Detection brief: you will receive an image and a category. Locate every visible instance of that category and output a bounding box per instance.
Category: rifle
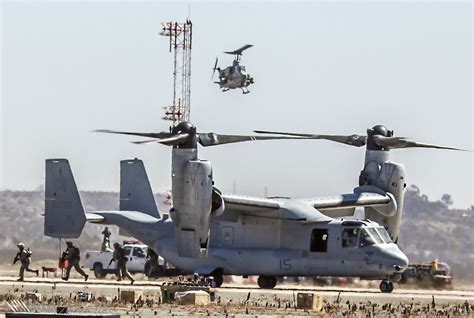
[13,253,19,265]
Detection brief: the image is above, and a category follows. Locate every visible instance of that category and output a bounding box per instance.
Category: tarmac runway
[0,275,472,305]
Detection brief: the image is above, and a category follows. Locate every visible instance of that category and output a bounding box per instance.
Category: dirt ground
[0,261,473,317]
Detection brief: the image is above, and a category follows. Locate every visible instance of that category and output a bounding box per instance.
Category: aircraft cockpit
[341,221,392,248]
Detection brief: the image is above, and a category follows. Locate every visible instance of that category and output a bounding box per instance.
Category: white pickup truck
[83,244,149,278]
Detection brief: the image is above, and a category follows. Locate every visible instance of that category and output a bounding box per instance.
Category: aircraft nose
[393,252,409,272]
[391,250,408,272]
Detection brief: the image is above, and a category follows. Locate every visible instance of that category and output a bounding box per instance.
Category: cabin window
[342,228,359,248]
[310,229,328,252]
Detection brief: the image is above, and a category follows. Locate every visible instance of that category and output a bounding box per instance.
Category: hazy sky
[1,1,472,208]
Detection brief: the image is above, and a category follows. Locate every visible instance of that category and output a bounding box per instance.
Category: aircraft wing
[223,194,280,212]
[222,194,332,222]
[300,192,391,217]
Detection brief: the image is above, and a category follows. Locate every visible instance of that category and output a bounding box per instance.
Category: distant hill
[0,187,472,280]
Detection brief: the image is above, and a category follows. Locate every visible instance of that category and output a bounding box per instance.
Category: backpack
[26,248,32,257]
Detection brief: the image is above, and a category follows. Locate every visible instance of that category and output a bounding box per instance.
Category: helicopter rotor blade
[211,57,218,80]
[198,132,308,147]
[254,129,469,151]
[95,129,190,146]
[224,44,253,56]
[253,130,367,147]
[373,136,470,151]
[94,129,173,139]
[131,133,190,146]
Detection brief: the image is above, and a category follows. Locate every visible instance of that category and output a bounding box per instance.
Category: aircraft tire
[379,280,393,293]
[258,276,277,289]
[213,274,224,287]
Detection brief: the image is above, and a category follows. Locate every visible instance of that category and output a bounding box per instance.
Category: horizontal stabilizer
[85,213,105,223]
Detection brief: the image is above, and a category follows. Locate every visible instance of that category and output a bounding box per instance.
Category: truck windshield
[376,227,392,244]
[359,228,384,247]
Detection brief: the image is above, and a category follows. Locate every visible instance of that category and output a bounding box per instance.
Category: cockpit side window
[359,228,384,247]
[342,228,359,248]
[376,227,392,244]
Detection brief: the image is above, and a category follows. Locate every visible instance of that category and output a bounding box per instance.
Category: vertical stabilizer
[44,159,86,238]
[120,159,161,219]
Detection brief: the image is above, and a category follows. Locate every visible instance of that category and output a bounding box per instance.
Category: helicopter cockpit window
[342,228,359,248]
[358,228,384,247]
[376,227,392,244]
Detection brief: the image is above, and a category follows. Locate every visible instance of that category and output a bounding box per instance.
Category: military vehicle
[212,44,254,94]
[44,123,466,292]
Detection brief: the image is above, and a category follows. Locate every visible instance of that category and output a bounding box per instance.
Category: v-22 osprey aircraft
[44,123,465,292]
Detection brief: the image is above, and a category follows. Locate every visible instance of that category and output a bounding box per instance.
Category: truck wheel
[258,276,277,289]
[93,263,106,279]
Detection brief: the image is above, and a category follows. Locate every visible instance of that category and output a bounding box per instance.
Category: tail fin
[120,159,161,219]
[44,159,86,238]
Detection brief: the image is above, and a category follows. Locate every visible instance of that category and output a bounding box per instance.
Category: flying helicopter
[43,123,466,292]
[212,44,254,94]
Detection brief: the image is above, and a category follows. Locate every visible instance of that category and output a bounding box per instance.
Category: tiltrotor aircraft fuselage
[44,122,464,292]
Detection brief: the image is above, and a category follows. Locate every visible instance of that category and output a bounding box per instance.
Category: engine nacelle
[211,187,225,217]
[171,150,213,258]
[362,158,405,242]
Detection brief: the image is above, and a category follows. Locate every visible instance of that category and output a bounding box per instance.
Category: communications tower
[160,20,193,125]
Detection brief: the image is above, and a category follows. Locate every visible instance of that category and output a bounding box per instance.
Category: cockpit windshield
[358,228,384,247]
[342,225,392,248]
[376,227,392,244]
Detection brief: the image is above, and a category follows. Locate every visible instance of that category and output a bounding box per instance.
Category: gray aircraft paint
[44,158,408,284]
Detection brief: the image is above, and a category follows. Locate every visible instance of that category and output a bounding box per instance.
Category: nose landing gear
[379,279,394,293]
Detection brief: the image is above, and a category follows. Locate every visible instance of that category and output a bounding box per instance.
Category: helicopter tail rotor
[211,57,219,80]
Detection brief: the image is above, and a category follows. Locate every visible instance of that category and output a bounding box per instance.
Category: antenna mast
[160,20,193,125]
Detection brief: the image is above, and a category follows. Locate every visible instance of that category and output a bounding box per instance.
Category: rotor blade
[224,44,253,56]
[253,130,367,147]
[131,133,190,146]
[198,133,307,147]
[211,57,218,80]
[94,129,173,139]
[373,136,469,151]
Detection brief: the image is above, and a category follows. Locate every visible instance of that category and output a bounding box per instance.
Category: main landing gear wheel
[213,274,224,288]
[257,276,277,289]
[379,280,394,293]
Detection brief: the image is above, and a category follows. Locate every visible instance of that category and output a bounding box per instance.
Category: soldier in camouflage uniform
[13,243,39,281]
[62,241,89,281]
[109,243,134,284]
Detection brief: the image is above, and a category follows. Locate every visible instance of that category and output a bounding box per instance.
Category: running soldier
[62,242,88,281]
[109,243,134,284]
[13,243,39,281]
